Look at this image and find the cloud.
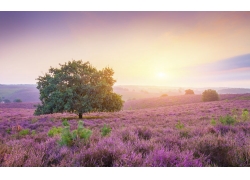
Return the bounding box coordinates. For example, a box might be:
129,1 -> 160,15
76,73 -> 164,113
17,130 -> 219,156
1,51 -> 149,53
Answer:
208,53 -> 250,72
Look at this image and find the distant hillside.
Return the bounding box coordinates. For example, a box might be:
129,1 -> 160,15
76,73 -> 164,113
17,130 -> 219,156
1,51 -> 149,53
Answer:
1,84 -> 250,103
218,88 -> 250,94
123,93 -> 250,110
0,84 -> 39,102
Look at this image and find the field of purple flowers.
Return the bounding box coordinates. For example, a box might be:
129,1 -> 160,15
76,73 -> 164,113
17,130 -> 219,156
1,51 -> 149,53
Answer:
0,94 -> 250,167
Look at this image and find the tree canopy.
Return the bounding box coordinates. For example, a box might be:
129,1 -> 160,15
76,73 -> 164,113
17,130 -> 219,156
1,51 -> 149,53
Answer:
202,89 -> 219,102
185,89 -> 194,95
14,99 -> 22,102
34,60 -> 124,118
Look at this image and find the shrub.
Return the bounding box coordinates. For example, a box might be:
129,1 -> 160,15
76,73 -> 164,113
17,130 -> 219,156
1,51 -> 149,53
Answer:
231,108 -> 239,119
19,129 -> 30,136
58,126 -> 73,146
62,119 -> 69,126
160,94 -> 168,97
13,99 -> 22,102
59,121 -> 92,146
6,128 -> 11,134
219,115 -> 237,125
31,130 -> 36,136
3,99 -> 11,103
210,118 -> 217,126
72,121 -> 92,141
202,89 -> 219,102
175,120 -> 184,129
48,127 -> 63,137
242,109 -> 249,121
185,89 -> 194,95
101,124 -> 112,137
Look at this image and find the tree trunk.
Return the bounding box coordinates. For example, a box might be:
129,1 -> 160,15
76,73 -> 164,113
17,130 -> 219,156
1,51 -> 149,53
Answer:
79,113 -> 83,119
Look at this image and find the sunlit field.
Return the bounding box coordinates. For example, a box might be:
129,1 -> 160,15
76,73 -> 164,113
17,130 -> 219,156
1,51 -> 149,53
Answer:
1,11 -> 250,169
1,94 -> 250,167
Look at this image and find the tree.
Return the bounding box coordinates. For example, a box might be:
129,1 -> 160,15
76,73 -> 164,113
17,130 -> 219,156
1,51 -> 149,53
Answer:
160,93 -> 168,97
3,99 -> 11,103
185,89 -> 194,95
202,89 -> 219,102
14,99 -> 22,102
34,60 -> 124,118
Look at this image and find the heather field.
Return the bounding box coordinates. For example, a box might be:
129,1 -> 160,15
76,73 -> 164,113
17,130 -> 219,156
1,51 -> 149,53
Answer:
0,94 -> 250,167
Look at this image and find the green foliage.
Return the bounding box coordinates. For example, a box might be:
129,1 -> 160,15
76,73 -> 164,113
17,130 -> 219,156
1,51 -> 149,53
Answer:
31,130 -> 36,136
48,127 -> 62,137
58,120 -> 92,146
77,128 -> 92,140
202,89 -> 219,102
34,60 -> 124,118
62,119 -> 69,126
6,128 -> 11,134
73,121 -> 92,141
219,115 -> 237,125
58,126 -> 73,146
210,118 -> 217,126
175,120 -> 184,129
101,124 -> 112,137
242,109 -> 249,121
19,129 -> 30,136
185,89 -> 194,95
231,108 -> 239,119
13,99 -> 22,102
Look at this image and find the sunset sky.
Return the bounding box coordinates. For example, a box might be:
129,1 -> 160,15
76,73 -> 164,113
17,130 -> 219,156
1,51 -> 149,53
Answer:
0,12 -> 250,88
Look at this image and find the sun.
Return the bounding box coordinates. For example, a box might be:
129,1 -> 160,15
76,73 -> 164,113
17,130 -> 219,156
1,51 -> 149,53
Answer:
157,72 -> 166,78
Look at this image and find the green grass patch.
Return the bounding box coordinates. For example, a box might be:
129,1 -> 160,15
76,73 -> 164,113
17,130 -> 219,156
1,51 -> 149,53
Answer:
210,118 -> 217,126
19,129 -> 30,136
58,121 -> 92,146
242,109 -> 249,121
48,127 -> 63,137
101,124 -> 112,137
219,115 -> 237,125
175,120 -> 185,129
62,119 -> 70,126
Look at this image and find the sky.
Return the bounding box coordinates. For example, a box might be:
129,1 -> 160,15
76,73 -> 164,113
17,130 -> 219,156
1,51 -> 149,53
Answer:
0,11 -> 250,88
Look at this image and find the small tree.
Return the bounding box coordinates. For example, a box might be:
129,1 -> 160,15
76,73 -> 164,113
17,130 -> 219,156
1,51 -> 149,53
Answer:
160,94 -> 168,97
14,99 -> 22,102
34,60 -> 124,118
185,89 -> 194,95
3,99 -> 11,103
202,89 -> 219,102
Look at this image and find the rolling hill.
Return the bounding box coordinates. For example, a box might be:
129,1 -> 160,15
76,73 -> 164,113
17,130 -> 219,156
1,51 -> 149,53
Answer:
1,84 -> 250,103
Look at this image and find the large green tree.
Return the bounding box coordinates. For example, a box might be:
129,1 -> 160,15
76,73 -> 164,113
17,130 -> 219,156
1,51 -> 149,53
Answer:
34,60 -> 124,118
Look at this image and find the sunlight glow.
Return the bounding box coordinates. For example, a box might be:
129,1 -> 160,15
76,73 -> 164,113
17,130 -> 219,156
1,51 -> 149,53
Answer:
157,72 -> 167,79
